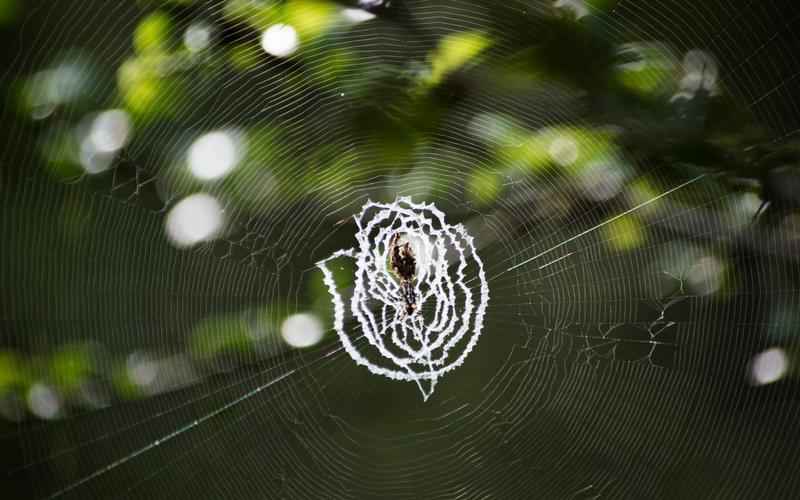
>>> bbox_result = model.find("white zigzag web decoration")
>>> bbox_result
[317,198,490,401]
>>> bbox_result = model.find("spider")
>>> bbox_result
[388,232,418,316]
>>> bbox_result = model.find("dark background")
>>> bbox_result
[3,1,800,498]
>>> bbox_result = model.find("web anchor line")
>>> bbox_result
[491,174,709,281]
[41,337,358,500]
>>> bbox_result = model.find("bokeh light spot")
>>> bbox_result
[554,0,590,19]
[134,11,172,54]
[578,161,626,201]
[281,313,324,348]
[27,383,61,420]
[342,8,376,23]
[184,22,212,53]
[188,130,242,181]
[548,136,579,167]
[79,109,132,174]
[261,24,299,58]
[127,352,158,389]
[165,193,224,248]
[750,348,789,386]
[89,109,132,154]
[687,255,725,296]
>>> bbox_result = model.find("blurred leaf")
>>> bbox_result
[615,42,677,98]
[284,0,336,42]
[18,54,97,119]
[504,126,617,174]
[0,351,27,391]
[117,56,187,119]
[190,314,254,361]
[0,0,20,26]
[628,178,663,216]
[38,125,84,180]
[307,47,355,87]
[228,44,261,71]
[50,344,95,394]
[603,215,645,251]
[111,363,142,399]
[467,169,503,207]
[223,0,279,31]
[426,31,491,87]
[134,11,173,55]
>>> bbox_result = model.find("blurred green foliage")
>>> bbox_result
[0,0,19,26]
[3,0,800,422]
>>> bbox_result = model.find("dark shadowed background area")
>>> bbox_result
[3,0,800,498]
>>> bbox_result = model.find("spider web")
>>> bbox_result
[317,197,490,401]
[3,0,800,498]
